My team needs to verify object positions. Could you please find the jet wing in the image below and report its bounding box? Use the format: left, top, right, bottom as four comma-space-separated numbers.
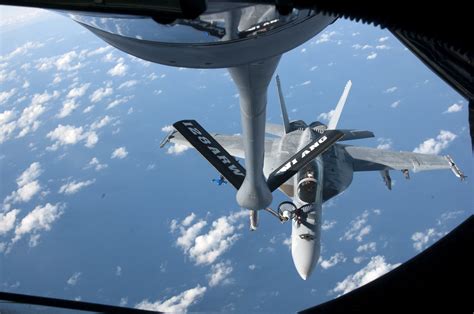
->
168, 130, 274, 159
344, 146, 452, 172
265, 123, 285, 137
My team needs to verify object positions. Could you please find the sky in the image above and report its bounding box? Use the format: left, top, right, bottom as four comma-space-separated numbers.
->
0, 6, 472, 313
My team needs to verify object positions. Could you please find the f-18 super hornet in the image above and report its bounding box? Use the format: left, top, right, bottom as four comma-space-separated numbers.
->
161, 77, 466, 279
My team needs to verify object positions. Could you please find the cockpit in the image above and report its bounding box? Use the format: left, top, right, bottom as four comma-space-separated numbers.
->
297, 167, 318, 203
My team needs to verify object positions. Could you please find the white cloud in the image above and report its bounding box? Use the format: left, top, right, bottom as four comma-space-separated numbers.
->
301, 48, 307, 53
118, 80, 138, 89
0, 41, 44, 61
182, 213, 196, 227
390, 100, 401, 108
176, 220, 207, 252
356, 242, 377, 253
444, 103, 462, 113
90, 87, 113, 103
376, 138, 392, 150
283, 237, 291, 250
135, 285, 206, 312
318, 109, 335, 122
367, 52, 377, 60
383, 86, 397, 93
0, 109, 17, 143
83, 105, 94, 113
320, 252, 346, 269
248, 264, 256, 270
208, 260, 233, 287
375, 45, 390, 50
86, 157, 108, 171
87, 46, 112, 57
90, 115, 113, 130
172, 210, 247, 265
36, 51, 82, 72
379, 36, 389, 42
332, 256, 400, 296
0, 88, 17, 105
4, 162, 42, 204
116, 266, 122, 276
301, 80, 311, 86
46, 124, 98, 150
161, 125, 175, 133
352, 44, 373, 50
59, 179, 95, 195
411, 228, 444, 252
108, 60, 128, 77
66, 83, 90, 99
166, 143, 190, 155
56, 100, 78, 118
314, 31, 336, 44
111, 147, 128, 159
322, 220, 337, 231
67, 272, 81, 286
413, 130, 457, 154
0, 209, 20, 235
12, 90, 60, 139
340, 210, 373, 242
12, 203, 64, 245
106, 96, 133, 110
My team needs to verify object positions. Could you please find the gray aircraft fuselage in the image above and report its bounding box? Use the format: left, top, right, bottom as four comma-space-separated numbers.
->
262, 120, 352, 279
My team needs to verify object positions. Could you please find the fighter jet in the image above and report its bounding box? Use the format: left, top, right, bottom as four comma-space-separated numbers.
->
161, 77, 466, 280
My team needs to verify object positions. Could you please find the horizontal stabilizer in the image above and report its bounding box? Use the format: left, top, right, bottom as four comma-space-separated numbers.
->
173, 120, 246, 189
338, 129, 374, 141
267, 130, 344, 191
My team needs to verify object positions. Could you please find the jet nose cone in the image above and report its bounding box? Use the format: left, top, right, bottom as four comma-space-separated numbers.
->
293, 252, 315, 280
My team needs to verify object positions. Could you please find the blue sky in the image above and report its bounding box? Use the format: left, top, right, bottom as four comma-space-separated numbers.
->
0, 6, 472, 312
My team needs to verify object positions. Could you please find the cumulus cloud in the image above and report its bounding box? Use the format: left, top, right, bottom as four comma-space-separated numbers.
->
7, 90, 60, 139
0, 88, 17, 105
87, 46, 112, 57
367, 52, 377, 60
12, 203, 64, 245
36, 51, 82, 72
322, 220, 337, 231
383, 86, 397, 93
314, 31, 336, 44
167, 143, 190, 155
111, 147, 128, 159
320, 252, 346, 269
356, 242, 377, 253
108, 59, 128, 76
208, 260, 233, 287
161, 125, 175, 133
390, 100, 401, 108
411, 228, 444, 252
318, 109, 335, 122
413, 130, 457, 154
46, 124, 98, 150
340, 210, 375, 242
379, 36, 389, 42
332, 256, 400, 296
135, 285, 206, 312
86, 157, 108, 171
90, 87, 113, 103
90, 115, 113, 130
375, 45, 390, 50
171, 210, 247, 265
118, 80, 138, 89
444, 103, 462, 113
106, 96, 133, 110
56, 100, 78, 118
376, 138, 392, 150
59, 179, 95, 195
4, 162, 42, 204
66, 83, 90, 99
0, 41, 44, 62
67, 272, 81, 286
116, 266, 122, 276
0, 209, 20, 235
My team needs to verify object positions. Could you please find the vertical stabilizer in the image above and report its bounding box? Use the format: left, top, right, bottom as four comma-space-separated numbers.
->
327, 80, 352, 130
276, 75, 291, 134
